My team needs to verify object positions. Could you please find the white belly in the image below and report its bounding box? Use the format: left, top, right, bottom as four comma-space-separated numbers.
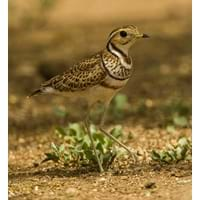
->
61, 85, 117, 107
69, 76, 128, 106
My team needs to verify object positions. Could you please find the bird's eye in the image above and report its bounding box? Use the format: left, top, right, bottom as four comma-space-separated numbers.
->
120, 31, 127, 37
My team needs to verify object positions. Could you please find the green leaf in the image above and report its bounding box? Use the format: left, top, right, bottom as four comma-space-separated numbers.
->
63, 153, 70, 161
185, 154, 192, 161
59, 144, 65, 153
178, 137, 189, 147
42, 153, 59, 163
159, 151, 167, 160
166, 125, 176, 133
82, 141, 90, 150
151, 150, 161, 161
82, 135, 91, 146
90, 124, 97, 134
96, 142, 104, 153
167, 150, 176, 161
175, 146, 184, 160
55, 126, 66, 136
68, 123, 84, 138
93, 133, 105, 144
51, 142, 58, 152
110, 125, 123, 138
164, 152, 174, 163
85, 149, 94, 160
102, 151, 116, 167
173, 115, 188, 127
63, 135, 76, 143
127, 131, 134, 140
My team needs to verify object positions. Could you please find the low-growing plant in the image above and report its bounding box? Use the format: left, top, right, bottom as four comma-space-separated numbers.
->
161, 98, 191, 128
151, 137, 192, 164
43, 123, 126, 169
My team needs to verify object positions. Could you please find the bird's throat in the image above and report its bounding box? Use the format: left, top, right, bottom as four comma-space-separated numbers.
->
108, 42, 128, 58
107, 42, 132, 69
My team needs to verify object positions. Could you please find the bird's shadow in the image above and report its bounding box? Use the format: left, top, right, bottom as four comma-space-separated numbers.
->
9, 164, 104, 180
9, 161, 191, 183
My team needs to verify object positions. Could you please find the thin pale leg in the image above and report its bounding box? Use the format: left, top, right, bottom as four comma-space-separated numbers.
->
99, 104, 137, 161
84, 117, 104, 173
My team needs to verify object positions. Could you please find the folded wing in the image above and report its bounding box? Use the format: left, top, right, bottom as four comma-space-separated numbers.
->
29, 53, 107, 97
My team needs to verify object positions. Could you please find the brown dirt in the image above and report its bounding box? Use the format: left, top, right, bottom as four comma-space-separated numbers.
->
9, 1, 191, 199
9, 127, 191, 200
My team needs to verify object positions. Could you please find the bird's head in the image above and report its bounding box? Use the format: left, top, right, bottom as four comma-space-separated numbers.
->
107, 25, 149, 55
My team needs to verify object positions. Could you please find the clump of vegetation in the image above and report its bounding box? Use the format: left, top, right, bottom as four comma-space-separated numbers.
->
162, 98, 191, 128
43, 123, 126, 169
151, 137, 192, 164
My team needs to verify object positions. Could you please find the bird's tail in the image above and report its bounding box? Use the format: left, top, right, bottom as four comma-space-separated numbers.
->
28, 88, 43, 98
27, 86, 56, 98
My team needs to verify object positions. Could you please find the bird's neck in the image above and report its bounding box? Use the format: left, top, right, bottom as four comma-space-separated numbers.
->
107, 42, 129, 57
101, 44, 133, 81
106, 42, 132, 69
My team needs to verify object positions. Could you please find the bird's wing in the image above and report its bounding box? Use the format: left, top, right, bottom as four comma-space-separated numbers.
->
29, 53, 107, 96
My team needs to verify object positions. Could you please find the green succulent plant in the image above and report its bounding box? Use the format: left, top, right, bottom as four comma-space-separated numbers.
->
43, 123, 125, 169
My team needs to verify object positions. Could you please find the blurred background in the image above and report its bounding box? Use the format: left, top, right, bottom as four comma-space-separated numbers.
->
9, 0, 192, 131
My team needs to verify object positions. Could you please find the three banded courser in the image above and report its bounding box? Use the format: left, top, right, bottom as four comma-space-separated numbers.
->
29, 25, 149, 172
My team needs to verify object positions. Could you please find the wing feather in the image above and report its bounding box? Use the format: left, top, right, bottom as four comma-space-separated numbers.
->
29, 53, 107, 96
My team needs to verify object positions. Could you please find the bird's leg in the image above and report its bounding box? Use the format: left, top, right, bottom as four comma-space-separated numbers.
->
99, 104, 137, 161
84, 116, 104, 173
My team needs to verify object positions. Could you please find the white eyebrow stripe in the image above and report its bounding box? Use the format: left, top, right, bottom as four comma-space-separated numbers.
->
109, 31, 118, 39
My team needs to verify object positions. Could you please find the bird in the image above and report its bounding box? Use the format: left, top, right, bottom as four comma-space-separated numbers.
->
29, 25, 149, 172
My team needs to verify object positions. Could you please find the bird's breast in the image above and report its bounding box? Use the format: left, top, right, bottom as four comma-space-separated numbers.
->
102, 50, 133, 80
100, 75, 129, 90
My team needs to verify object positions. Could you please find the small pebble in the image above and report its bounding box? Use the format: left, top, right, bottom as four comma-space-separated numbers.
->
34, 186, 39, 191
144, 181, 156, 189
145, 191, 151, 197
18, 138, 25, 144
66, 187, 78, 195
98, 177, 106, 182
33, 162, 39, 167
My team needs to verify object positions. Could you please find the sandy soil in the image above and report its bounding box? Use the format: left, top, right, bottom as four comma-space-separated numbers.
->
9, 127, 191, 200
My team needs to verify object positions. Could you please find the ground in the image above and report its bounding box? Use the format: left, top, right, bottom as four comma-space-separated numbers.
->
9, 127, 191, 200
9, 1, 191, 199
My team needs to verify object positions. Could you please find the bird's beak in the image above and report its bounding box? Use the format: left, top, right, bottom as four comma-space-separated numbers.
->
142, 33, 150, 38
136, 33, 150, 39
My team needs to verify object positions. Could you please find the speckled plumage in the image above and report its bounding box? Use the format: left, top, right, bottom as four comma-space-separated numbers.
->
29, 26, 144, 98
30, 50, 132, 97
101, 48, 132, 80
40, 53, 107, 92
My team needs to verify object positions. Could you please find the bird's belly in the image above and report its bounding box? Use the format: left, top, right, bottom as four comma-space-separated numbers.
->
86, 85, 119, 106
63, 77, 129, 107
63, 86, 116, 107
